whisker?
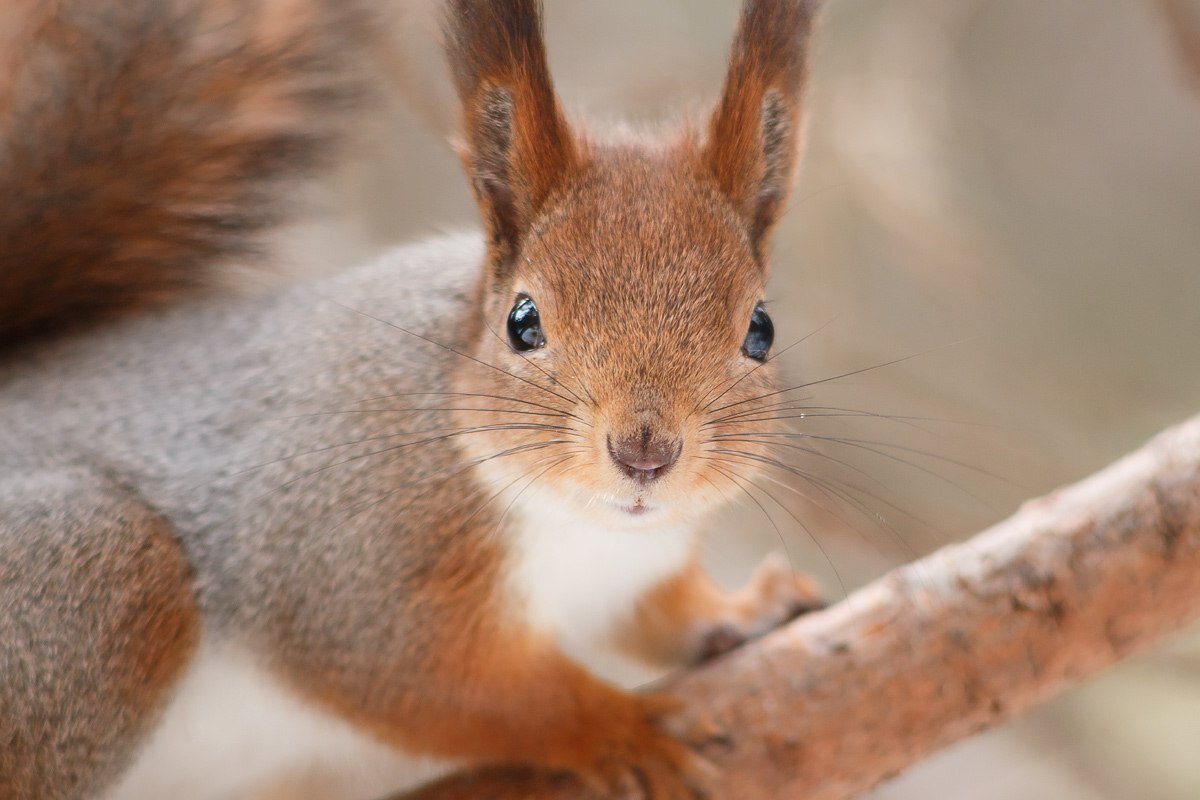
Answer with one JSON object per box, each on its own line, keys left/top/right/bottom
{"left": 706, "top": 340, "right": 970, "bottom": 418}
{"left": 482, "top": 455, "right": 576, "bottom": 544}
{"left": 250, "top": 437, "right": 573, "bottom": 505}
{"left": 711, "top": 457, "right": 945, "bottom": 596}
{"left": 708, "top": 448, "right": 933, "bottom": 557}
{"left": 328, "top": 299, "right": 582, "bottom": 411}
{"left": 748, "top": 467, "right": 902, "bottom": 556}
{"left": 753, "top": 432, "right": 1017, "bottom": 497}
{"left": 451, "top": 452, "right": 577, "bottom": 534}
{"left": 703, "top": 451, "right": 894, "bottom": 555}
{"left": 769, "top": 458, "right": 931, "bottom": 556}
{"left": 481, "top": 318, "right": 596, "bottom": 409}
{"left": 344, "top": 391, "right": 579, "bottom": 418}
{"left": 212, "top": 423, "right": 582, "bottom": 487}
{"left": 705, "top": 462, "right": 798, "bottom": 578}
{"left": 709, "top": 422, "right": 1014, "bottom": 498}
{"left": 709, "top": 461, "right": 847, "bottom": 599}
{"left": 279, "top": 406, "right": 575, "bottom": 421}
{"left": 706, "top": 403, "right": 979, "bottom": 433}
{"left": 702, "top": 394, "right": 814, "bottom": 427}
{"left": 214, "top": 438, "right": 579, "bottom": 540}
{"left": 715, "top": 438, "right": 948, "bottom": 536}
{"left": 710, "top": 435, "right": 888, "bottom": 489}
{"left": 322, "top": 451, "right": 566, "bottom": 537}
{"left": 695, "top": 317, "right": 836, "bottom": 415}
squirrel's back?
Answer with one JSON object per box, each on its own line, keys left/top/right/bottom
{"left": 0, "top": 0, "right": 368, "bottom": 350}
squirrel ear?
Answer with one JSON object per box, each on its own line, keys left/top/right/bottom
{"left": 703, "top": 0, "right": 819, "bottom": 262}
{"left": 445, "top": 0, "right": 578, "bottom": 272}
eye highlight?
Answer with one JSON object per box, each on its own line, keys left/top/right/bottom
{"left": 742, "top": 303, "right": 774, "bottom": 362}
{"left": 507, "top": 294, "right": 546, "bottom": 351}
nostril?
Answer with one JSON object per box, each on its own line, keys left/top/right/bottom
{"left": 607, "top": 432, "right": 682, "bottom": 483}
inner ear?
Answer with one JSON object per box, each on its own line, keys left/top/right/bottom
{"left": 444, "top": 0, "right": 579, "bottom": 279}
{"left": 468, "top": 86, "right": 520, "bottom": 248}
{"left": 751, "top": 89, "right": 794, "bottom": 247}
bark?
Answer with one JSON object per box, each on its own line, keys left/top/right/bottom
{"left": 402, "top": 414, "right": 1200, "bottom": 800}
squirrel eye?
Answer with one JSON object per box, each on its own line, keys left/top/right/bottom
{"left": 742, "top": 303, "right": 774, "bottom": 362}
{"left": 507, "top": 294, "right": 546, "bottom": 352}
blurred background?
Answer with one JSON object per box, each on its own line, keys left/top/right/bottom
{"left": 270, "top": 1, "right": 1200, "bottom": 797}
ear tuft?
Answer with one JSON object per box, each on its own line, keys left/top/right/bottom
{"left": 444, "top": 0, "right": 577, "bottom": 270}
{"left": 704, "top": 0, "right": 820, "bottom": 261}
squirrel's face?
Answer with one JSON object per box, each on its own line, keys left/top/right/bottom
{"left": 457, "top": 148, "right": 783, "bottom": 527}
{"left": 445, "top": 0, "right": 814, "bottom": 528}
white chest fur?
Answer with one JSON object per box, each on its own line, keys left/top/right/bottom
{"left": 503, "top": 489, "right": 697, "bottom": 686}
{"left": 103, "top": 498, "right": 696, "bottom": 800}
{"left": 99, "top": 642, "right": 452, "bottom": 800}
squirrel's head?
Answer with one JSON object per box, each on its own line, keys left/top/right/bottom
{"left": 446, "top": 0, "right": 817, "bottom": 528}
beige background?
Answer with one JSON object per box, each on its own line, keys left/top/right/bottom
{"left": 272, "top": 1, "right": 1200, "bottom": 797}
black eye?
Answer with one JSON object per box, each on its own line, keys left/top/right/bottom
{"left": 507, "top": 294, "right": 546, "bottom": 351}
{"left": 742, "top": 304, "right": 774, "bottom": 362}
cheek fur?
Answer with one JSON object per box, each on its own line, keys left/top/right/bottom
{"left": 454, "top": 306, "right": 782, "bottom": 527}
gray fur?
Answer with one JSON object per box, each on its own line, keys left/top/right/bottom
{"left": 0, "top": 467, "right": 197, "bottom": 800}
{"left": 0, "top": 233, "right": 491, "bottom": 796}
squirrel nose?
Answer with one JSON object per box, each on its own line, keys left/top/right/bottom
{"left": 607, "top": 428, "right": 682, "bottom": 484}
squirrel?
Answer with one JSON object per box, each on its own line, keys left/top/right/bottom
{"left": 0, "top": 0, "right": 823, "bottom": 798}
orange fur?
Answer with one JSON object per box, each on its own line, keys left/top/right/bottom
{"left": 445, "top": 0, "right": 582, "bottom": 272}
{"left": 0, "top": 0, "right": 368, "bottom": 348}
{"left": 426, "top": 3, "right": 822, "bottom": 791}
{"left": 314, "top": 0, "right": 823, "bottom": 792}
{"left": 620, "top": 554, "right": 824, "bottom": 667}
{"left": 277, "top": 2, "right": 822, "bottom": 791}
{"left": 703, "top": 0, "right": 819, "bottom": 259}
{"left": 271, "top": 493, "right": 699, "bottom": 794}
{"left": 1, "top": 1, "right": 823, "bottom": 797}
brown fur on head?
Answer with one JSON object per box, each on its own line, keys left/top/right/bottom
{"left": 445, "top": 0, "right": 819, "bottom": 528}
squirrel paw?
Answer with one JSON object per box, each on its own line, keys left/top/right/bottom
{"left": 696, "top": 552, "right": 824, "bottom": 663}
{"left": 574, "top": 694, "right": 715, "bottom": 800}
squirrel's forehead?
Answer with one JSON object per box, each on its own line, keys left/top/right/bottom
{"left": 522, "top": 177, "right": 758, "bottom": 292}
{"left": 532, "top": 152, "right": 747, "bottom": 243}
{"left": 520, "top": 258, "right": 758, "bottom": 358}
{"left": 522, "top": 237, "right": 758, "bottom": 317}
{"left": 513, "top": 156, "right": 765, "bottom": 333}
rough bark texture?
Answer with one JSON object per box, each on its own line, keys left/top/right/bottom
{"left": 398, "top": 414, "right": 1200, "bottom": 800}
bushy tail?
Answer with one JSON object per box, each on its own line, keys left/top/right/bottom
{"left": 0, "top": 0, "right": 370, "bottom": 347}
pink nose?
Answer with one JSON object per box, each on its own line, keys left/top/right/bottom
{"left": 607, "top": 428, "right": 682, "bottom": 484}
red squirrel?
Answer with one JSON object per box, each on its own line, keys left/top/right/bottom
{"left": 0, "top": 0, "right": 823, "bottom": 797}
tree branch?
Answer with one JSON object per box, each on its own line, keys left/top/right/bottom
{"left": 401, "top": 414, "right": 1200, "bottom": 800}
